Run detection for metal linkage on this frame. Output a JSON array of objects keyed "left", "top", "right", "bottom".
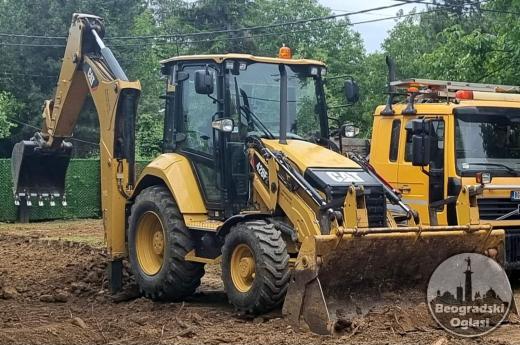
[{"left": 336, "top": 224, "right": 493, "bottom": 237}]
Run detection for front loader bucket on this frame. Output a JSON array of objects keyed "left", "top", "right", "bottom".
[
  {"left": 283, "top": 226, "right": 505, "bottom": 335},
  {"left": 11, "top": 140, "right": 72, "bottom": 205}
]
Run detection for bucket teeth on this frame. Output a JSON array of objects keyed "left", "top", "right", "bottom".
[
  {"left": 11, "top": 139, "right": 72, "bottom": 204},
  {"left": 13, "top": 192, "right": 67, "bottom": 207}
]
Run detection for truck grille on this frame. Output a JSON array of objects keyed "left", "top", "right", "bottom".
[
  {"left": 505, "top": 231, "right": 520, "bottom": 270},
  {"left": 477, "top": 198, "right": 520, "bottom": 220},
  {"left": 364, "top": 186, "right": 386, "bottom": 227}
]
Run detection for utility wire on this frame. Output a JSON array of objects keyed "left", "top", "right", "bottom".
[
  {"left": 0, "top": 33, "right": 65, "bottom": 39},
  {"left": 0, "top": 72, "right": 58, "bottom": 78},
  {"left": 0, "top": 9, "right": 438, "bottom": 49},
  {"left": 105, "top": 3, "right": 409, "bottom": 41},
  {"left": 0, "top": 42, "right": 65, "bottom": 47},
  {"left": 6, "top": 116, "right": 98, "bottom": 146},
  {"left": 0, "top": 2, "right": 409, "bottom": 43},
  {"left": 394, "top": 0, "right": 520, "bottom": 16}
]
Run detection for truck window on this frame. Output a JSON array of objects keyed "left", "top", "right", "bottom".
[
  {"left": 389, "top": 119, "right": 400, "bottom": 162},
  {"left": 455, "top": 109, "right": 520, "bottom": 176},
  {"left": 430, "top": 120, "right": 445, "bottom": 169},
  {"left": 404, "top": 127, "right": 413, "bottom": 162}
]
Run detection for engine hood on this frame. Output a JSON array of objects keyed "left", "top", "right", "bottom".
[
  {"left": 260, "top": 139, "right": 386, "bottom": 227},
  {"left": 261, "top": 139, "right": 360, "bottom": 171}
]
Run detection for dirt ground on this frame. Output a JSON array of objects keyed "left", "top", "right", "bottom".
[{"left": 0, "top": 219, "right": 519, "bottom": 345}]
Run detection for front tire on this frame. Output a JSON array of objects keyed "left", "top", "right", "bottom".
[
  {"left": 221, "top": 220, "right": 290, "bottom": 315},
  {"left": 128, "top": 185, "right": 204, "bottom": 301}
]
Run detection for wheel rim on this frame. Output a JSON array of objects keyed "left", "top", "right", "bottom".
[
  {"left": 136, "top": 211, "right": 165, "bottom": 276},
  {"left": 230, "top": 244, "right": 256, "bottom": 292}
]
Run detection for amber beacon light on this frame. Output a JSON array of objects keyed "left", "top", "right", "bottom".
[{"left": 278, "top": 44, "right": 292, "bottom": 59}]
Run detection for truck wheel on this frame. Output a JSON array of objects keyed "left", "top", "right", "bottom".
[
  {"left": 128, "top": 185, "right": 204, "bottom": 301},
  {"left": 221, "top": 220, "right": 290, "bottom": 314}
]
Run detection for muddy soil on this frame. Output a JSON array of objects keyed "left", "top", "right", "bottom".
[{"left": 0, "top": 220, "right": 519, "bottom": 345}]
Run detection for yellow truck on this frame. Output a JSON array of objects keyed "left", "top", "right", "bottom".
[{"left": 368, "top": 77, "right": 520, "bottom": 271}]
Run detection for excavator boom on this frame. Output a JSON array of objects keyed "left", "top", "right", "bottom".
[{"left": 10, "top": 14, "right": 140, "bottom": 261}]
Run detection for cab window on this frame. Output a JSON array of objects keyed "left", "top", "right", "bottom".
[
  {"left": 180, "top": 65, "right": 217, "bottom": 155},
  {"left": 389, "top": 119, "right": 401, "bottom": 162}
]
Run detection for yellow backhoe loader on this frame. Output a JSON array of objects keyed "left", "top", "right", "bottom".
[{"left": 11, "top": 14, "right": 505, "bottom": 335}]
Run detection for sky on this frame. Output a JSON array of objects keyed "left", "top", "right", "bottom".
[{"left": 317, "top": 0, "right": 426, "bottom": 52}]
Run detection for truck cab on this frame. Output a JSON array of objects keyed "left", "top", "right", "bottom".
[{"left": 369, "top": 79, "right": 520, "bottom": 270}]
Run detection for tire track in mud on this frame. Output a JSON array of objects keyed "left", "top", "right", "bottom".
[{"left": 0, "top": 222, "right": 518, "bottom": 345}]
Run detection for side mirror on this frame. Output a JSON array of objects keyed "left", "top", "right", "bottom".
[
  {"left": 212, "top": 118, "right": 234, "bottom": 133},
  {"left": 341, "top": 123, "right": 360, "bottom": 138},
  {"left": 344, "top": 79, "right": 360, "bottom": 104},
  {"left": 195, "top": 69, "right": 214, "bottom": 95},
  {"left": 411, "top": 134, "right": 431, "bottom": 166},
  {"left": 406, "top": 119, "right": 432, "bottom": 166}
]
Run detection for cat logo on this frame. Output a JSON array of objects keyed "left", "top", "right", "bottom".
[
  {"left": 326, "top": 171, "right": 364, "bottom": 183},
  {"left": 84, "top": 65, "right": 99, "bottom": 89}
]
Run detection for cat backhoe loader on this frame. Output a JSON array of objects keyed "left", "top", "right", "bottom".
[{"left": 11, "top": 14, "right": 504, "bottom": 335}]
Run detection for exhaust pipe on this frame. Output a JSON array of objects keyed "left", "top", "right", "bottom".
[{"left": 381, "top": 56, "right": 397, "bottom": 116}]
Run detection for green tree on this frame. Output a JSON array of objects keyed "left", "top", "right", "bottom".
[
  {"left": 0, "top": 92, "right": 19, "bottom": 138},
  {"left": 127, "top": 0, "right": 367, "bottom": 154},
  {"left": 0, "top": 0, "right": 145, "bottom": 157}
]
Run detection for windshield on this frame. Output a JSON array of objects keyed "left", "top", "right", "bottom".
[
  {"left": 455, "top": 109, "right": 520, "bottom": 176},
  {"left": 229, "top": 62, "right": 321, "bottom": 139}
]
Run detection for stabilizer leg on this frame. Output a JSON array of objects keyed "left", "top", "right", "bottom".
[{"left": 108, "top": 259, "right": 123, "bottom": 294}]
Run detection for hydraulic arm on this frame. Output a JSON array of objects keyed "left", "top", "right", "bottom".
[{"left": 11, "top": 13, "right": 141, "bottom": 260}]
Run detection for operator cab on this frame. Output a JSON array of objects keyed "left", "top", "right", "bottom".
[{"left": 159, "top": 52, "right": 335, "bottom": 218}]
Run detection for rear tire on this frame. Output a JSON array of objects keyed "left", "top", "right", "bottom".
[
  {"left": 221, "top": 220, "right": 290, "bottom": 314},
  {"left": 128, "top": 185, "right": 204, "bottom": 301}
]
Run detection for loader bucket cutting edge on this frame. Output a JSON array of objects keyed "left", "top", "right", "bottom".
[
  {"left": 11, "top": 140, "right": 72, "bottom": 198},
  {"left": 282, "top": 228, "right": 505, "bottom": 335}
]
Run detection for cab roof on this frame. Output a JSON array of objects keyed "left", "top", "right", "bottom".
[
  {"left": 160, "top": 53, "right": 326, "bottom": 66},
  {"left": 374, "top": 101, "right": 520, "bottom": 116}
]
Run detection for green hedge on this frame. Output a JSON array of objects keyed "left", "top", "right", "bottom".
[{"left": 0, "top": 159, "right": 149, "bottom": 222}]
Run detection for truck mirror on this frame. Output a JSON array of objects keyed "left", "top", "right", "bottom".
[
  {"left": 160, "top": 65, "right": 170, "bottom": 76},
  {"left": 341, "top": 123, "right": 360, "bottom": 138},
  {"left": 412, "top": 134, "right": 431, "bottom": 166},
  {"left": 344, "top": 79, "right": 359, "bottom": 104},
  {"left": 194, "top": 69, "right": 214, "bottom": 95},
  {"left": 406, "top": 119, "right": 432, "bottom": 166}
]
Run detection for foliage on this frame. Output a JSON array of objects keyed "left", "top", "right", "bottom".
[
  {"left": 1, "top": 0, "right": 520, "bottom": 156},
  {"left": 0, "top": 0, "right": 144, "bottom": 156},
  {"left": 0, "top": 92, "right": 19, "bottom": 139}
]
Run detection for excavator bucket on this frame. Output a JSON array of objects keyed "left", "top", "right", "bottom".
[
  {"left": 11, "top": 139, "right": 72, "bottom": 205},
  {"left": 283, "top": 226, "right": 505, "bottom": 335}
]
